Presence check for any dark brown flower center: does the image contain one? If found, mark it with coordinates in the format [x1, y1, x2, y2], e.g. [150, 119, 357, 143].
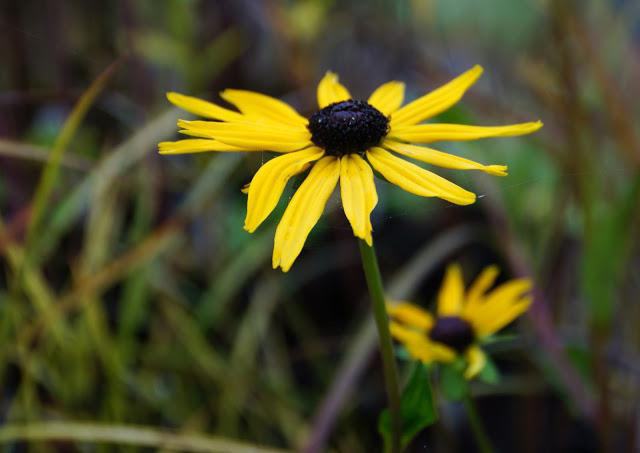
[429, 316, 475, 353]
[307, 100, 389, 156]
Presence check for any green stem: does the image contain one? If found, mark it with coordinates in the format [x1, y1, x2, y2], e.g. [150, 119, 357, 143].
[358, 240, 402, 453]
[462, 393, 494, 453]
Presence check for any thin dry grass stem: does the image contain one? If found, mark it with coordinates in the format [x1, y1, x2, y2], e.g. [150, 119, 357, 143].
[0, 139, 93, 170]
[0, 422, 289, 453]
[25, 58, 123, 248]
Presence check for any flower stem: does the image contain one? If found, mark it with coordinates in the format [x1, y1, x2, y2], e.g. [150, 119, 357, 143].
[358, 240, 402, 453]
[462, 393, 494, 453]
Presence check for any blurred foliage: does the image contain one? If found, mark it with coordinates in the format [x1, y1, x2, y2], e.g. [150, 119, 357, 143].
[0, 0, 639, 451]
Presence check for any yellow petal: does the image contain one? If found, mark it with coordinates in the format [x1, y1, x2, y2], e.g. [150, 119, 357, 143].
[367, 81, 405, 115]
[244, 147, 325, 233]
[167, 92, 243, 122]
[220, 89, 308, 127]
[484, 278, 533, 309]
[390, 322, 456, 364]
[366, 147, 476, 205]
[272, 156, 340, 272]
[464, 346, 487, 379]
[437, 263, 465, 316]
[383, 140, 507, 176]
[471, 279, 533, 336]
[407, 338, 457, 364]
[158, 139, 246, 154]
[389, 321, 423, 343]
[339, 154, 378, 245]
[390, 65, 483, 127]
[463, 265, 500, 318]
[387, 302, 434, 330]
[389, 121, 543, 144]
[473, 298, 531, 338]
[178, 120, 312, 152]
[317, 71, 351, 108]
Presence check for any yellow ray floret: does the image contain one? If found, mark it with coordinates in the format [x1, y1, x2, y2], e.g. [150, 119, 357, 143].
[317, 71, 351, 108]
[167, 92, 244, 122]
[367, 81, 405, 116]
[158, 138, 246, 154]
[178, 120, 312, 152]
[272, 157, 340, 272]
[467, 278, 533, 337]
[339, 154, 378, 246]
[390, 323, 456, 363]
[389, 121, 543, 144]
[464, 265, 500, 312]
[244, 147, 325, 233]
[366, 147, 476, 205]
[437, 263, 465, 316]
[220, 89, 309, 127]
[464, 346, 487, 379]
[390, 65, 483, 127]
[387, 302, 434, 330]
[383, 140, 507, 176]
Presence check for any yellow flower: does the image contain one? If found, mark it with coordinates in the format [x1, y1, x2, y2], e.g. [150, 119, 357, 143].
[159, 67, 542, 271]
[388, 264, 532, 379]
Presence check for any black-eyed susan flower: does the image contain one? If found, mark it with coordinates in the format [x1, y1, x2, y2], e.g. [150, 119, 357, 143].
[159, 67, 542, 272]
[388, 264, 532, 379]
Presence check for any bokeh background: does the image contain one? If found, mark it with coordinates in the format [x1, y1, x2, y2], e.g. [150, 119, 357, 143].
[1, 0, 639, 451]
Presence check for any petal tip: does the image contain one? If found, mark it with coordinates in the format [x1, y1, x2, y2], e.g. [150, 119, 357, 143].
[166, 91, 184, 106]
[158, 141, 182, 155]
[488, 165, 508, 176]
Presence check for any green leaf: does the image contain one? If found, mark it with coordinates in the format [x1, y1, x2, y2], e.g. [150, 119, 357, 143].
[378, 363, 438, 451]
[478, 356, 501, 384]
[440, 362, 468, 401]
[394, 345, 413, 361]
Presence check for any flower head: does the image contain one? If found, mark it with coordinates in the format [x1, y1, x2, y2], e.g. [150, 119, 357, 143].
[159, 67, 542, 271]
[388, 264, 533, 379]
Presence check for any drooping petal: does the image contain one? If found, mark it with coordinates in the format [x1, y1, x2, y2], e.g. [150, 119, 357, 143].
[387, 302, 434, 330]
[158, 139, 246, 154]
[317, 72, 351, 108]
[389, 121, 543, 144]
[437, 263, 465, 316]
[408, 341, 457, 364]
[339, 154, 378, 245]
[178, 120, 312, 152]
[366, 147, 476, 205]
[389, 322, 424, 344]
[463, 265, 500, 317]
[167, 92, 244, 122]
[220, 89, 308, 127]
[244, 147, 325, 233]
[464, 346, 487, 379]
[367, 81, 405, 115]
[272, 156, 340, 272]
[390, 323, 456, 364]
[383, 140, 507, 176]
[390, 65, 483, 127]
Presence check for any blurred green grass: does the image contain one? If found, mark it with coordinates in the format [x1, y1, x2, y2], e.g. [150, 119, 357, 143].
[0, 0, 639, 451]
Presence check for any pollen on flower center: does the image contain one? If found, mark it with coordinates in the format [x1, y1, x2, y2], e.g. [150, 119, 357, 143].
[429, 316, 475, 353]
[307, 100, 389, 156]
